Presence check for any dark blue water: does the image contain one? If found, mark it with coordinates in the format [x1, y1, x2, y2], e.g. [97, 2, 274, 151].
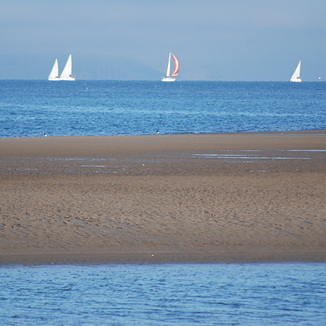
[1, 263, 326, 325]
[1, 80, 325, 138]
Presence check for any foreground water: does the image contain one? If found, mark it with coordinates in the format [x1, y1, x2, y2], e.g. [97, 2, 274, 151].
[1, 80, 326, 138]
[1, 263, 326, 325]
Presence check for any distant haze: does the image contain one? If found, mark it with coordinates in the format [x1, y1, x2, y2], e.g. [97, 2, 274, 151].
[1, 0, 325, 81]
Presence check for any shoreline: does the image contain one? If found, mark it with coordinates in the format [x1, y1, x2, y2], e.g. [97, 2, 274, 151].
[1, 131, 326, 265]
[2, 246, 326, 266]
[2, 129, 326, 140]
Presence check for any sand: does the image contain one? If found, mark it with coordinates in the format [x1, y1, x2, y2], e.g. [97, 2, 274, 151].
[1, 131, 326, 265]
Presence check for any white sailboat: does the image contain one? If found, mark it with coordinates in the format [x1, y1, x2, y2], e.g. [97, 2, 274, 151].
[161, 53, 180, 82]
[60, 54, 76, 81]
[290, 61, 302, 82]
[48, 59, 60, 81]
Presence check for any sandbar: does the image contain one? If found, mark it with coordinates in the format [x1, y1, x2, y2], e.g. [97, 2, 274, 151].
[1, 131, 326, 265]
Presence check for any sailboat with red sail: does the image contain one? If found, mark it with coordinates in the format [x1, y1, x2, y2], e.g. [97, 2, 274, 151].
[161, 53, 180, 82]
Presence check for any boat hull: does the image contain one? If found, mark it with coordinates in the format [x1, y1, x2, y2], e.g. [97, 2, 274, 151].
[59, 76, 76, 81]
[161, 77, 176, 82]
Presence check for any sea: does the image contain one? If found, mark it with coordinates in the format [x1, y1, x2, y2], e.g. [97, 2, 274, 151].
[1, 80, 326, 325]
[1, 263, 326, 325]
[1, 80, 326, 138]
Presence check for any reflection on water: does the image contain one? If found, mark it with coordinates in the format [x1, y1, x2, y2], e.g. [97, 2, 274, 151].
[193, 154, 310, 159]
[4, 147, 325, 176]
[1, 263, 326, 325]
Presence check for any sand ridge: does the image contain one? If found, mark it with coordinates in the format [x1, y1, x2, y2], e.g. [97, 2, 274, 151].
[1, 131, 326, 264]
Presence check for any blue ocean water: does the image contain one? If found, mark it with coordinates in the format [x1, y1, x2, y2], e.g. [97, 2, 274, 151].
[1, 263, 326, 325]
[1, 80, 326, 138]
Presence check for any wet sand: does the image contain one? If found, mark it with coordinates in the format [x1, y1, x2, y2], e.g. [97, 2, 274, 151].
[1, 131, 326, 265]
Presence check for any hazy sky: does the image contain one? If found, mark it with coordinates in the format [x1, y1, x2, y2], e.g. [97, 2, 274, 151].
[1, 0, 325, 80]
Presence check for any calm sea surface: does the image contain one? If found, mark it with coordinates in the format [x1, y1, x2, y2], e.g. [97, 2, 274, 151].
[1, 263, 326, 325]
[1, 81, 326, 325]
[1, 80, 326, 138]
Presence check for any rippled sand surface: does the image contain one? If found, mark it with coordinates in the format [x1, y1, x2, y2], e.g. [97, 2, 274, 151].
[1, 131, 326, 264]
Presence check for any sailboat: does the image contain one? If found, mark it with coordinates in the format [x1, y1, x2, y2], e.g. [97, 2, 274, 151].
[60, 54, 76, 81]
[290, 61, 302, 82]
[48, 54, 76, 81]
[48, 59, 60, 81]
[161, 53, 180, 82]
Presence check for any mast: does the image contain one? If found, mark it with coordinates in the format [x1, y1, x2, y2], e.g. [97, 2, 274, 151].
[166, 53, 171, 77]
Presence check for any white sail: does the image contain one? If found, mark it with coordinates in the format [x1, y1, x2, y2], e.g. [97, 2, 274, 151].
[166, 53, 171, 77]
[60, 54, 76, 81]
[162, 53, 180, 82]
[290, 61, 302, 82]
[48, 59, 59, 81]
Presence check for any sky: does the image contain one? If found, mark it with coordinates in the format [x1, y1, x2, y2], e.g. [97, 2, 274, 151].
[1, 0, 326, 81]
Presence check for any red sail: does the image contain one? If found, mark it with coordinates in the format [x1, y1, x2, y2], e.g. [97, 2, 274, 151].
[171, 53, 180, 77]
